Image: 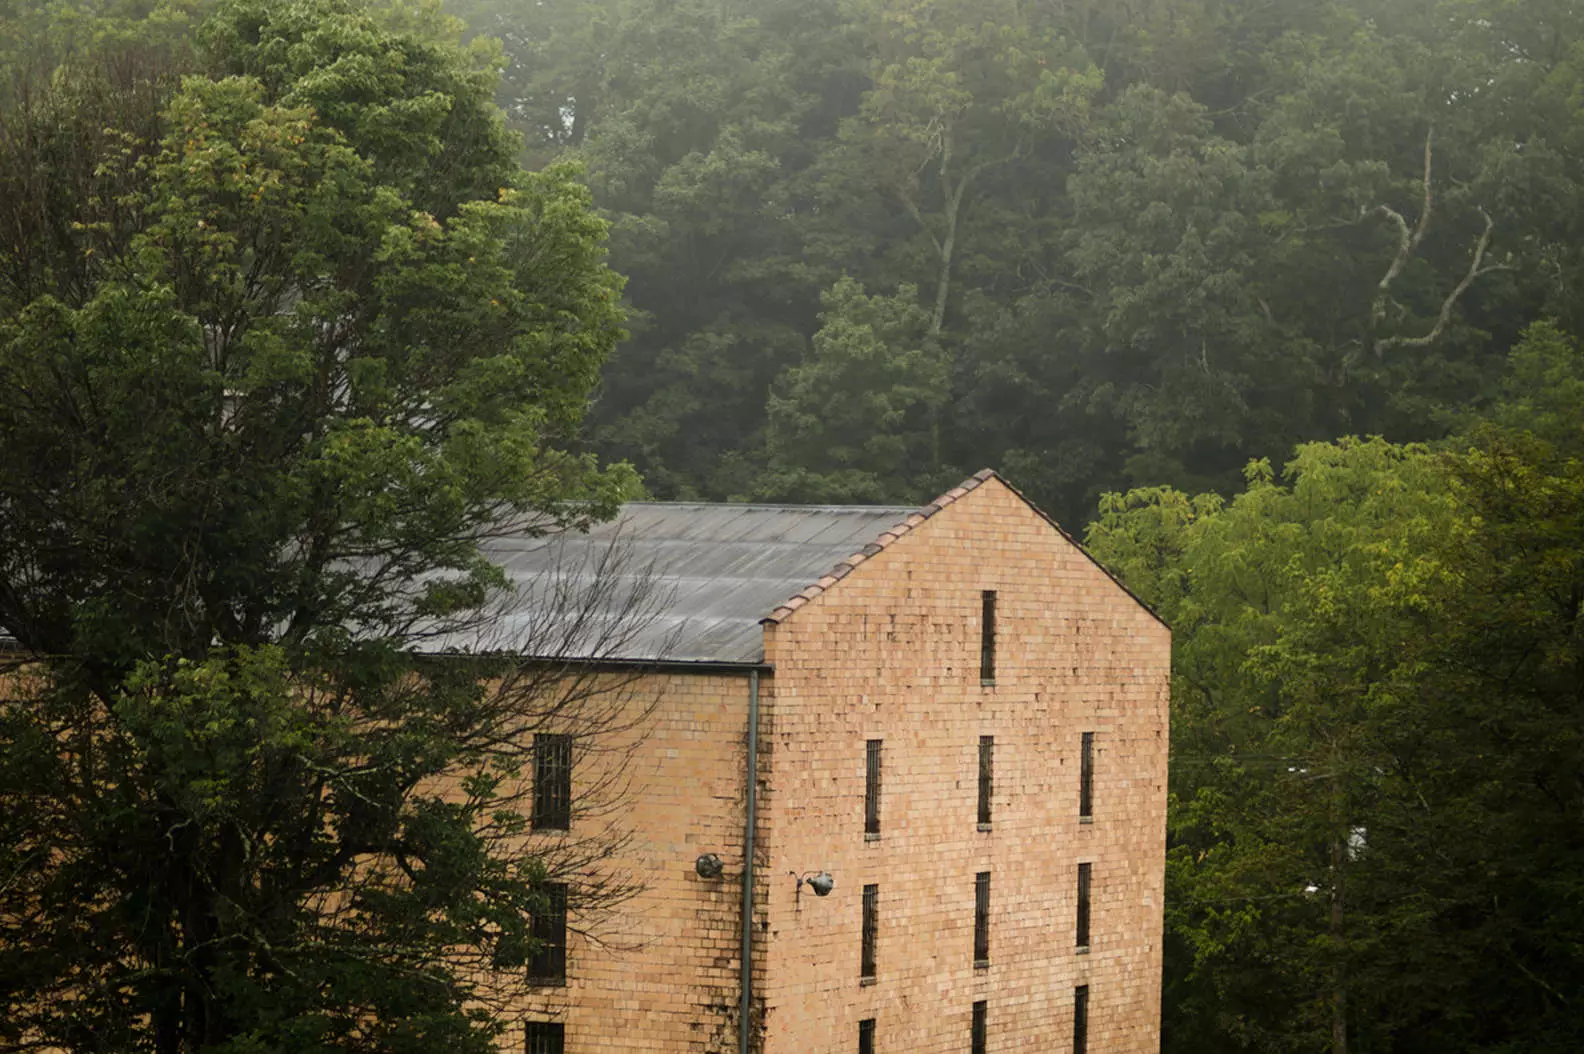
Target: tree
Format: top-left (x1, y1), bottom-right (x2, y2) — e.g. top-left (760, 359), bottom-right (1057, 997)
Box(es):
top-left (1086, 322), bottom-right (1584, 1051)
top-left (0, 1), bottom-right (644, 1050)
top-left (758, 275), bottom-right (949, 502)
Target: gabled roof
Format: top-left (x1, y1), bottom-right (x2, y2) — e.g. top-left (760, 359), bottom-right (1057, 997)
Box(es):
top-left (440, 469), bottom-right (1164, 667)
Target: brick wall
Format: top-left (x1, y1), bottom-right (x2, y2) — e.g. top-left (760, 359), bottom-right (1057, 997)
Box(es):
top-left (757, 477), bottom-right (1170, 1054)
top-left (504, 669), bottom-right (761, 1054)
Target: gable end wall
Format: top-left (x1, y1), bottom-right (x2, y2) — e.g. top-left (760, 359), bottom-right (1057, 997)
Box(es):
top-left (757, 477), bottom-right (1170, 1053)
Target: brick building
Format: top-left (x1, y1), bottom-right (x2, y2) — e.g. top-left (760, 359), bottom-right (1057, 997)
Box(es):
top-left (484, 470), bottom-right (1170, 1054)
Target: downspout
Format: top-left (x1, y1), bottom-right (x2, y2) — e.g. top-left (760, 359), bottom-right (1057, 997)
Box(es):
top-left (739, 668), bottom-right (760, 1054)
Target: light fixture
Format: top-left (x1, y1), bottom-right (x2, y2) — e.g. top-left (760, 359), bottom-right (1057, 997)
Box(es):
top-left (695, 853), bottom-right (725, 879)
top-left (790, 869), bottom-right (834, 908)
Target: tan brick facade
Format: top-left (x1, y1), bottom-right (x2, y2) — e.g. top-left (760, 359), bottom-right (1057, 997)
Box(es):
top-left (508, 477), bottom-right (1170, 1054)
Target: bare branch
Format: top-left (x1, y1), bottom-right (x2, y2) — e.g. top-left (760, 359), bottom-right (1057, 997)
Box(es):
top-left (1374, 208), bottom-right (1510, 356)
top-left (1371, 126), bottom-right (1435, 327)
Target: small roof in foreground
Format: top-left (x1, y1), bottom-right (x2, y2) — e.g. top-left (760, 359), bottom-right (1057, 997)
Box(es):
top-left (446, 501), bottom-right (917, 665)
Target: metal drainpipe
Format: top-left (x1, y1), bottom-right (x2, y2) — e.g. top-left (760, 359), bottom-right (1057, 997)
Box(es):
top-left (738, 668), bottom-right (760, 1054)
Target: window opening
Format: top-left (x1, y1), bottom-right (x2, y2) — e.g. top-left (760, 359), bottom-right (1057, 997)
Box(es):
top-left (972, 1000), bottom-right (987, 1054)
top-left (977, 735), bottom-right (994, 827)
top-left (533, 734), bottom-right (573, 830)
top-left (528, 883), bottom-right (567, 984)
top-left (525, 1021), bottom-right (564, 1054)
top-left (1073, 985), bottom-right (1089, 1054)
top-left (974, 871), bottom-right (991, 965)
top-left (1079, 732), bottom-right (1095, 821)
top-left (865, 739), bottom-right (882, 837)
top-left (980, 591), bottom-right (997, 682)
top-left (861, 883), bottom-right (879, 981)
top-left (1077, 862), bottom-right (1092, 950)
top-left (859, 1018), bottom-right (876, 1054)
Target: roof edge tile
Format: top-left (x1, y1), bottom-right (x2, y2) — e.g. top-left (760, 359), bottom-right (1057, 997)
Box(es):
top-left (761, 468), bottom-right (998, 625)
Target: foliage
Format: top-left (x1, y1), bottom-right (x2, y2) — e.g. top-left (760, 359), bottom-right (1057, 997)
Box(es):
top-left (0, 1), bottom-right (639, 1050)
top-left (1086, 333), bottom-right (1584, 1051)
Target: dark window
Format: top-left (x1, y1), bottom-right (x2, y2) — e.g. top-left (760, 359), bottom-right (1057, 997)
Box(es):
top-left (980, 591), bottom-right (997, 682)
top-left (1079, 732), bottom-right (1095, 820)
top-left (865, 739), bottom-right (882, 836)
top-left (861, 883), bottom-right (878, 980)
top-left (525, 1021), bottom-right (564, 1054)
top-left (1077, 862), bottom-right (1092, 949)
top-left (533, 734), bottom-right (573, 830)
top-left (528, 883), bottom-right (567, 984)
top-left (977, 735), bottom-right (994, 827)
top-left (859, 1018), bottom-right (876, 1054)
top-left (972, 1000), bottom-right (987, 1054)
top-left (1073, 985), bottom-right (1089, 1054)
top-left (973, 871), bottom-right (990, 965)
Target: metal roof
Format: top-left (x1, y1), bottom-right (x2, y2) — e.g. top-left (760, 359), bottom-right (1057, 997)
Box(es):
top-left (427, 502), bottom-right (917, 665)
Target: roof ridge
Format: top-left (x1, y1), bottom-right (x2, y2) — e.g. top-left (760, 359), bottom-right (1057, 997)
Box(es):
top-left (762, 469), bottom-right (997, 624)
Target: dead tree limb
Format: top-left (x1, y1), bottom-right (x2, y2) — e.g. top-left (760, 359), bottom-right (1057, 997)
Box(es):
top-left (1374, 207), bottom-right (1511, 355)
top-left (1371, 127), bottom-right (1434, 328)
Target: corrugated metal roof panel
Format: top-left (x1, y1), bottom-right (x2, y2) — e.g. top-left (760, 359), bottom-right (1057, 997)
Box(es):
top-left (422, 503), bottom-right (916, 664)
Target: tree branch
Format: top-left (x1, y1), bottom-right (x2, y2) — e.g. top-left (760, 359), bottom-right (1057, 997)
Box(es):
top-left (1374, 208), bottom-right (1509, 356)
top-left (1371, 127), bottom-right (1434, 328)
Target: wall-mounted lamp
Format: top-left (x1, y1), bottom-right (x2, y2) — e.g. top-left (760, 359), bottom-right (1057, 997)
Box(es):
top-left (790, 869), bottom-right (834, 909)
top-left (695, 853), bottom-right (725, 879)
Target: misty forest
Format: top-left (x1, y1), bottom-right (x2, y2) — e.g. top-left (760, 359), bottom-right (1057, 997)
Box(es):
top-left (443, 1), bottom-right (1584, 1047)
top-left (2, 0), bottom-right (1583, 1051)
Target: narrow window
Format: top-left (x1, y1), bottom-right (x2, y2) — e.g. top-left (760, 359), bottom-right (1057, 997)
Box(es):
top-left (977, 735), bottom-right (994, 827)
top-left (972, 1000), bottom-right (987, 1054)
top-left (861, 884), bottom-right (879, 980)
top-left (865, 739), bottom-right (882, 837)
top-left (528, 883), bottom-right (568, 984)
top-left (973, 871), bottom-right (991, 965)
top-left (1076, 862), bottom-right (1092, 950)
top-left (533, 733), bottom-right (573, 830)
top-left (1079, 732), bottom-right (1095, 821)
top-left (858, 1018), bottom-right (876, 1054)
top-left (1073, 985), bottom-right (1089, 1054)
top-left (525, 1021), bottom-right (564, 1054)
top-left (980, 590), bottom-right (997, 682)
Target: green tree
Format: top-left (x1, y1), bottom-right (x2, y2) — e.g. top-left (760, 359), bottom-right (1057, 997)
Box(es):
top-left (759, 275), bottom-right (949, 502)
top-left (0, 1), bottom-right (639, 1050)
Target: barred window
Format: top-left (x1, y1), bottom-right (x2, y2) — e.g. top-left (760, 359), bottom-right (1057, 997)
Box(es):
top-left (973, 871), bottom-right (990, 965)
top-left (528, 883), bottom-right (567, 984)
top-left (865, 739), bottom-right (882, 837)
top-left (525, 1021), bottom-right (564, 1054)
top-left (858, 1018), bottom-right (875, 1054)
top-left (980, 591), bottom-right (997, 683)
top-left (1073, 985), bottom-right (1089, 1054)
top-left (533, 734), bottom-right (573, 830)
top-left (1079, 732), bottom-right (1095, 821)
top-left (977, 735), bottom-right (994, 827)
top-left (1076, 862), bottom-right (1092, 950)
top-left (972, 1000), bottom-right (987, 1054)
top-left (861, 883), bottom-right (879, 980)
